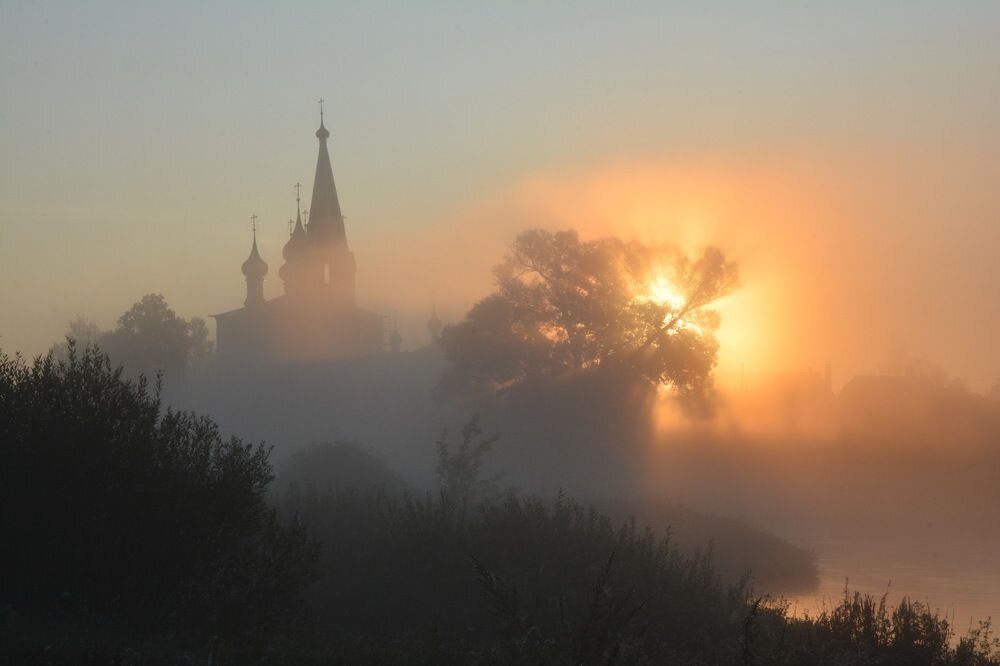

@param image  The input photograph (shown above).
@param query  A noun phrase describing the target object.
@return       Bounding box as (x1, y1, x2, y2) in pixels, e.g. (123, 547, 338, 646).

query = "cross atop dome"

(316, 99, 329, 139)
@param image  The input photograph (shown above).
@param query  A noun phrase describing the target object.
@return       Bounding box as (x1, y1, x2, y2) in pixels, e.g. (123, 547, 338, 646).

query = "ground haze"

(2, 3, 999, 664)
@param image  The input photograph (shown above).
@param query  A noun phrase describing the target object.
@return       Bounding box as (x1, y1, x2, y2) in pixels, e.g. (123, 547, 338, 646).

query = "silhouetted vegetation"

(745, 589, 1000, 665)
(0, 345, 316, 659)
(270, 425, 1000, 665)
(433, 230, 741, 502)
(49, 294, 213, 381)
(2, 346, 998, 664)
(277, 463, 746, 663)
(441, 229, 738, 412)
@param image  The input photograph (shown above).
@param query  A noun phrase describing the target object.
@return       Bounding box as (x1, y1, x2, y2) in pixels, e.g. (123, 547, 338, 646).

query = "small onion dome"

(316, 120, 330, 140)
(282, 217, 308, 261)
(242, 238, 269, 278)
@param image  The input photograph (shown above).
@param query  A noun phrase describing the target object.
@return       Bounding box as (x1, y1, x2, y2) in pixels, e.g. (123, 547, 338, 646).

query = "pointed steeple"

(308, 99, 347, 246)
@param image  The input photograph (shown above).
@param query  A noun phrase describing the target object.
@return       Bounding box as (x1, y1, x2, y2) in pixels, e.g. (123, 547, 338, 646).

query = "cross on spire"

(318, 98, 325, 124)
(295, 182, 302, 208)
(250, 213, 258, 237)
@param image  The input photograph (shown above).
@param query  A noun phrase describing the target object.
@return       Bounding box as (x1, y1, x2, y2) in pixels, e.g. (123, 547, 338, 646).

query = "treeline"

(49, 294, 212, 382)
(1, 347, 999, 664)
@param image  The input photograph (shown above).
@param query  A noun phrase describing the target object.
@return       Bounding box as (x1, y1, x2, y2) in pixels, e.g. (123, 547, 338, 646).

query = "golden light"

(643, 276, 686, 310)
(638, 274, 706, 337)
(406, 156, 817, 391)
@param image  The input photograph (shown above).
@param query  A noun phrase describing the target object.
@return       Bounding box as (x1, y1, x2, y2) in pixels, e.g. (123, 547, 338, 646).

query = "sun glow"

(643, 276, 687, 310)
(638, 275, 708, 337)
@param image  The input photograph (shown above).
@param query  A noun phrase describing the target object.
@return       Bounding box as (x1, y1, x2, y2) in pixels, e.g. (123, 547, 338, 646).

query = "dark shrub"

(0, 345, 317, 644)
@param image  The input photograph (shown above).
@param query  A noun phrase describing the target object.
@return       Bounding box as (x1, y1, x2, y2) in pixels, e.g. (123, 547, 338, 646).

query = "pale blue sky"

(1, 2, 998, 384)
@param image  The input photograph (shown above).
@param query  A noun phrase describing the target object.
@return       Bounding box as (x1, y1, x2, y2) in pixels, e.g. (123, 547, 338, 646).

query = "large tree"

(441, 229, 738, 405)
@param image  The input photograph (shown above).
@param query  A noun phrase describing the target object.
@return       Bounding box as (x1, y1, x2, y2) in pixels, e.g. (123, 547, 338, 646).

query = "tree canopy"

(50, 293, 213, 380)
(440, 229, 738, 403)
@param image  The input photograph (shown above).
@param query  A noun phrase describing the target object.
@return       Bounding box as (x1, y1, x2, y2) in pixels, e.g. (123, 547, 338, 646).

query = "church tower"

(308, 104, 357, 307)
(214, 106, 385, 368)
(280, 101, 357, 308)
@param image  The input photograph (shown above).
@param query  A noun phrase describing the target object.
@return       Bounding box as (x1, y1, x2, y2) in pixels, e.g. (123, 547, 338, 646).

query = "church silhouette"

(213, 109, 385, 367)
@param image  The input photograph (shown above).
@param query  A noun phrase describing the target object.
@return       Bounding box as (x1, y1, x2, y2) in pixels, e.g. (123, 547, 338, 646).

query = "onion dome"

(282, 209, 308, 261)
(317, 100, 331, 139)
(242, 235, 269, 278)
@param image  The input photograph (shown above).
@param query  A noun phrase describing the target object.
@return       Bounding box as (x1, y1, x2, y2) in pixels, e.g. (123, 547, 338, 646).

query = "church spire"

(308, 99, 346, 246)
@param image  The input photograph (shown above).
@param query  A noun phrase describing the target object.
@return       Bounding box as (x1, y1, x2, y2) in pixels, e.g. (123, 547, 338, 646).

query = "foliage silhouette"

(2, 386, 998, 663)
(48, 294, 213, 381)
(47, 316, 103, 360)
(440, 229, 738, 408)
(0, 343, 317, 648)
(435, 413, 503, 506)
(275, 475, 1000, 664)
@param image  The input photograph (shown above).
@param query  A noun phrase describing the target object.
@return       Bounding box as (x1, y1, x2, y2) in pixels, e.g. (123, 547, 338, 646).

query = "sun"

(642, 276, 686, 310)
(638, 275, 709, 337)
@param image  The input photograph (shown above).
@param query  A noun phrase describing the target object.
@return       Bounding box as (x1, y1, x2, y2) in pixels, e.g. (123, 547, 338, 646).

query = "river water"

(782, 526, 1000, 634)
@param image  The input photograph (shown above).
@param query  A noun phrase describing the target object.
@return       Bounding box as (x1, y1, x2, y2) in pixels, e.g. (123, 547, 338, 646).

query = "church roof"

(213, 294, 285, 320)
(212, 294, 382, 323)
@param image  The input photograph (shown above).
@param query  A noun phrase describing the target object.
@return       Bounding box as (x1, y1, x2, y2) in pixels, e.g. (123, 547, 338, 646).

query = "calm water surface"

(783, 527, 1000, 634)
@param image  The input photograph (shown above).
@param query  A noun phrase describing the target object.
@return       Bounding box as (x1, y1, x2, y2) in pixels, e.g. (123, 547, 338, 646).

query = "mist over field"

(2, 2, 999, 664)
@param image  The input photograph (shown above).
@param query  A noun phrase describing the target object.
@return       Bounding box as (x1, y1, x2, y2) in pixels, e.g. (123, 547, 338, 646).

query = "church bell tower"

(279, 100, 357, 308)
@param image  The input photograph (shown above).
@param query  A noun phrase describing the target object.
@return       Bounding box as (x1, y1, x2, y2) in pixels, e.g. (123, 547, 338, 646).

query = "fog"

(358, 142, 1000, 391)
(11, 143, 998, 388)
(3, 3, 1000, 661)
(7, 81, 1000, 652)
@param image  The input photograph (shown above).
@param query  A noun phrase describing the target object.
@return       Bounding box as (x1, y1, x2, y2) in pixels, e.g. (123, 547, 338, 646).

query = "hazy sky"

(2, 2, 998, 387)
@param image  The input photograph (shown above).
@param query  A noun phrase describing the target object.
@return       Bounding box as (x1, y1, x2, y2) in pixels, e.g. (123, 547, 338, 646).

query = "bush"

(0, 344, 317, 646)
